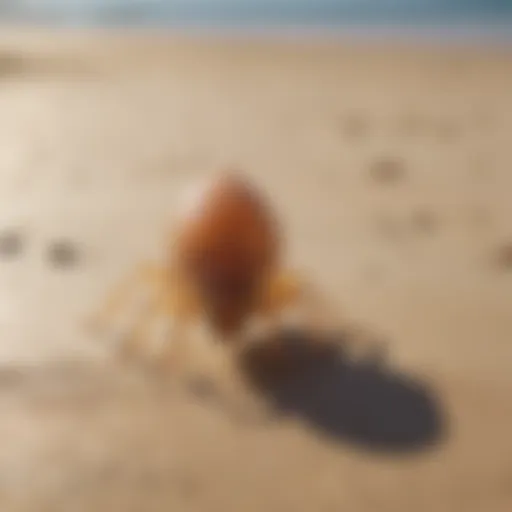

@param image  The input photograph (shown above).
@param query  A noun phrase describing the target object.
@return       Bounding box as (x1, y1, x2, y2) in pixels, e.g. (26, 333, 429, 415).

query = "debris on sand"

(47, 239, 80, 268)
(369, 157, 406, 185)
(342, 112, 368, 139)
(492, 243, 512, 271)
(0, 230, 24, 259)
(411, 208, 438, 235)
(435, 119, 460, 142)
(398, 113, 425, 136)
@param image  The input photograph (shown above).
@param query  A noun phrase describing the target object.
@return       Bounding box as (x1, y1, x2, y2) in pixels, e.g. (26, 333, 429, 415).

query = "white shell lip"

(174, 171, 254, 223)
(175, 175, 214, 222)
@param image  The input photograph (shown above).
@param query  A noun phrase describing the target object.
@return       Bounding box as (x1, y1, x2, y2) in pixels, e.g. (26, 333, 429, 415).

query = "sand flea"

(87, 171, 340, 406)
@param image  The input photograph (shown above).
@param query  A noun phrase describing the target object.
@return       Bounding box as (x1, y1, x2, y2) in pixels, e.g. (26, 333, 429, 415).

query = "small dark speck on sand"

(492, 243, 512, 271)
(47, 240, 80, 268)
(187, 376, 216, 400)
(342, 112, 368, 139)
(369, 157, 406, 185)
(436, 119, 460, 142)
(175, 473, 201, 500)
(411, 209, 438, 235)
(399, 113, 424, 136)
(0, 230, 24, 259)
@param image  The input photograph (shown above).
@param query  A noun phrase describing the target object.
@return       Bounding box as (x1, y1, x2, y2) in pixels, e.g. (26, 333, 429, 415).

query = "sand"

(0, 27, 511, 511)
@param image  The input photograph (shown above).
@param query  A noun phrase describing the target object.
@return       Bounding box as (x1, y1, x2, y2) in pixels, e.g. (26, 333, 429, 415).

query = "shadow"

(239, 329, 447, 454)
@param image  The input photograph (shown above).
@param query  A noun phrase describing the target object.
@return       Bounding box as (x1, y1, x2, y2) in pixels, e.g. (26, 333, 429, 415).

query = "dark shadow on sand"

(239, 330, 447, 454)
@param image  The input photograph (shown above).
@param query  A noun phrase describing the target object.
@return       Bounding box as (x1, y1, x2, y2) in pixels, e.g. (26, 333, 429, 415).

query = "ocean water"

(2, 0, 512, 43)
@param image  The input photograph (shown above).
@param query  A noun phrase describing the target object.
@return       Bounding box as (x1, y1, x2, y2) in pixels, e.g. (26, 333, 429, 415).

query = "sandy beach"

(0, 27, 511, 511)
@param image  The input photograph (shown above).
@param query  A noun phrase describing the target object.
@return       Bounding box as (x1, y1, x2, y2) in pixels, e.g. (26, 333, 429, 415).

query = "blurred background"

(2, 0, 512, 39)
(0, 1, 511, 512)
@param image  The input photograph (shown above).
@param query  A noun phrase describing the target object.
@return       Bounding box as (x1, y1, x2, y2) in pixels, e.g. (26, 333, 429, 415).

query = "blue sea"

(2, 1, 512, 44)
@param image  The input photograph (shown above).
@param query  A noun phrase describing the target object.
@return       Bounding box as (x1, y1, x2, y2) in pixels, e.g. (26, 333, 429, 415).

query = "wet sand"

(0, 28, 511, 511)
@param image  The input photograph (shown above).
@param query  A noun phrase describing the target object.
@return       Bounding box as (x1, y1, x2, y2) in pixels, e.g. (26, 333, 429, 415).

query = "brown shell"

(172, 172, 281, 282)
